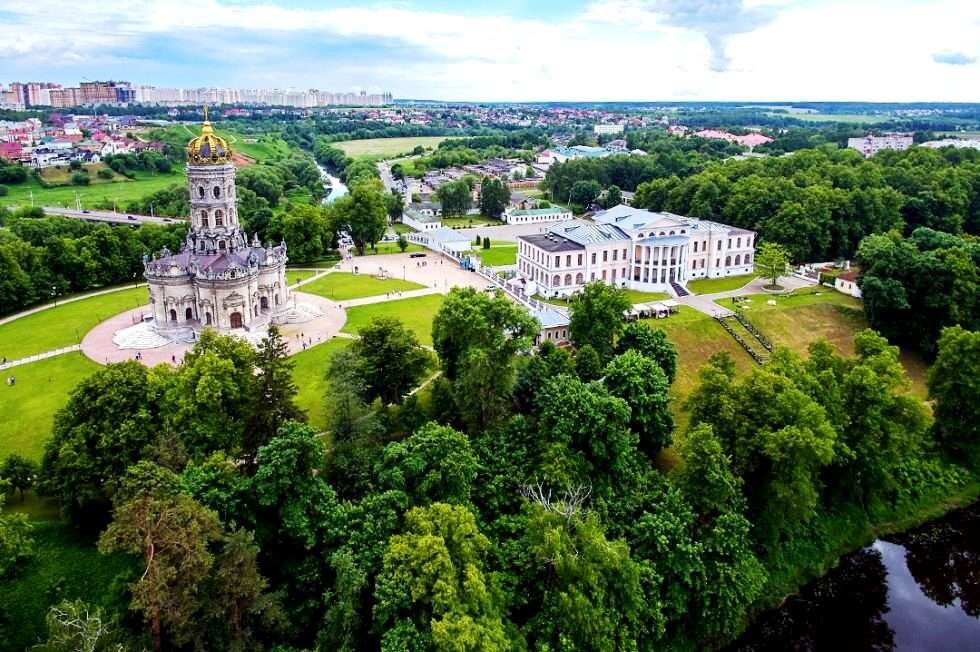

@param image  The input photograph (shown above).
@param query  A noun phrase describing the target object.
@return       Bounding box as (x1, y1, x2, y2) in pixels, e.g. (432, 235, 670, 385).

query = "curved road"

(42, 206, 183, 227)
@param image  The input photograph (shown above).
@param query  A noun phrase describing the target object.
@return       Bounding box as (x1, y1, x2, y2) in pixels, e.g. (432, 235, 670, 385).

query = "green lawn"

(0, 286, 147, 361)
(391, 223, 415, 234)
(478, 245, 518, 266)
(0, 169, 186, 211)
(332, 136, 450, 158)
(0, 353, 101, 462)
(286, 270, 322, 286)
(301, 272, 425, 301)
(687, 273, 757, 295)
(441, 216, 504, 228)
(291, 338, 352, 430)
(342, 294, 445, 346)
(624, 289, 670, 304)
(0, 521, 134, 652)
(357, 241, 425, 256)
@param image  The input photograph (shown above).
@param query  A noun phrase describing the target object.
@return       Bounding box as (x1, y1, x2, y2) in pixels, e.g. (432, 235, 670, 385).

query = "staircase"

(714, 315, 767, 365)
(732, 312, 772, 352)
(670, 281, 690, 297)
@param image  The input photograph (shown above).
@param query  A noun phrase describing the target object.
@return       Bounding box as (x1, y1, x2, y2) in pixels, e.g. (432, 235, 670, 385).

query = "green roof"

(510, 207, 568, 216)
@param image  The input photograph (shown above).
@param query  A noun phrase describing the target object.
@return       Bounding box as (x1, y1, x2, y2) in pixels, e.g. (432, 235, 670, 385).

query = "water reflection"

(731, 503, 980, 651)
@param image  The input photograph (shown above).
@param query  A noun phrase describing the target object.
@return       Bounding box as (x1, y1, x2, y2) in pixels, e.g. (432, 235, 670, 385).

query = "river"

(317, 163, 348, 204)
(731, 502, 980, 651)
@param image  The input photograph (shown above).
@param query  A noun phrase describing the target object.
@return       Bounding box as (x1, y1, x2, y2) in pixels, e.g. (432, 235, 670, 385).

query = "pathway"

(676, 274, 816, 316)
(0, 283, 147, 327)
(0, 345, 81, 371)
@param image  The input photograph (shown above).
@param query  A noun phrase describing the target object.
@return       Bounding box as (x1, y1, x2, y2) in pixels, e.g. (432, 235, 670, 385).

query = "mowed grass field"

(359, 241, 425, 256)
(342, 294, 444, 346)
(478, 244, 519, 267)
(0, 352, 101, 461)
(302, 272, 425, 301)
(687, 273, 757, 295)
(0, 286, 147, 361)
(0, 169, 186, 211)
(624, 289, 670, 304)
(291, 338, 352, 430)
(332, 136, 450, 158)
(0, 521, 134, 652)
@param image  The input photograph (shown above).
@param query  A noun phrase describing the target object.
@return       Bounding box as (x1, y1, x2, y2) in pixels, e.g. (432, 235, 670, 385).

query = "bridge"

(41, 207, 185, 227)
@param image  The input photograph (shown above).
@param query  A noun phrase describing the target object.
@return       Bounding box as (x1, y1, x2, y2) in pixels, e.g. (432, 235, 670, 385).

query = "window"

(734, 254, 741, 265)
(728, 238, 732, 248)
(622, 248, 627, 259)
(590, 272, 596, 280)
(198, 186, 205, 199)
(744, 254, 751, 265)
(693, 241, 698, 253)
(725, 255, 731, 266)
(564, 273, 572, 285)
(603, 251, 608, 262)
(215, 210, 224, 227)
(612, 250, 618, 261)
(552, 274, 560, 286)
(566, 254, 571, 267)
(577, 254, 583, 265)
(554, 255, 560, 268)
(591, 252, 597, 264)
(213, 186, 221, 198)
(737, 237, 742, 248)
(200, 210, 209, 226)
(717, 241, 722, 251)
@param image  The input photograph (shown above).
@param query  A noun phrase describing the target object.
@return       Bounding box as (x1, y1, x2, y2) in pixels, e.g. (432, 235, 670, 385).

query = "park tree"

(574, 343, 603, 382)
(325, 347, 381, 442)
(40, 361, 164, 528)
(334, 181, 387, 254)
(396, 234, 408, 252)
(0, 453, 38, 500)
(928, 326, 980, 458)
(385, 190, 404, 222)
(754, 241, 790, 289)
(603, 350, 674, 456)
(478, 177, 510, 219)
(243, 325, 303, 469)
(374, 503, 512, 651)
(271, 204, 331, 262)
(603, 184, 623, 208)
(377, 422, 477, 507)
(349, 316, 430, 405)
(432, 287, 539, 380)
(436, 180, 473, 217)
(569, 179, 602, 208)
(0, 478, 32, 577)
(98, 462, 222, 652)
(569, 281, 632, 362)
(514, 340, 575, 412)
(32, 599, 125, 652)
(616, 321, 678, 383)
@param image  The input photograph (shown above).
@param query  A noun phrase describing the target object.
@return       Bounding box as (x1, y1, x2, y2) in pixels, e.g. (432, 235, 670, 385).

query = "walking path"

(0, 345, 81, 371)
(676, 274, 816, 316)
(0, 283, 146, 328)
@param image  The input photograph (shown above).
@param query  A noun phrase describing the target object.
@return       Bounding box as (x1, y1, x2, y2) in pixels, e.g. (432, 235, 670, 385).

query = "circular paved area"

(81, 291, 346, 367)
(335, 250, 488, 292)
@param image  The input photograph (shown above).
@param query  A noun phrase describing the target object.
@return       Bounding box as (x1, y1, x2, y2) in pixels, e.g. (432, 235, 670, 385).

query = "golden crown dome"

(186, 106, 231, 165)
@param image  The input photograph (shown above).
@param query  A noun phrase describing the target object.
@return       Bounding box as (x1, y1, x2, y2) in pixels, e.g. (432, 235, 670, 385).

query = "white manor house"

(142, 114, 290, 332)
(517, 205, 755, 297)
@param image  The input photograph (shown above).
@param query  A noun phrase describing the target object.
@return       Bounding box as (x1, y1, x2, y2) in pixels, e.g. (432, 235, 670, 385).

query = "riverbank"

(737, 475, 980, 645)
(317, 163, 348, 204)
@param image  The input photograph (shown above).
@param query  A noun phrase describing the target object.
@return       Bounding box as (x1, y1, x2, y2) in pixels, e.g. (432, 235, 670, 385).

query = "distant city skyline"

(2, 0, 979, 102)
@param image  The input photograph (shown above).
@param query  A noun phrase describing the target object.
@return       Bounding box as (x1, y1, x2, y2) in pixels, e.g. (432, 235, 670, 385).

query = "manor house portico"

(517, 205, 755, 297)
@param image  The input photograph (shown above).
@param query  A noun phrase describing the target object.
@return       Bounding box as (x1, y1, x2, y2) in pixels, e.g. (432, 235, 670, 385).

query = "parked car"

(127, 215, 137, 221)
(409, 252, 427, 258)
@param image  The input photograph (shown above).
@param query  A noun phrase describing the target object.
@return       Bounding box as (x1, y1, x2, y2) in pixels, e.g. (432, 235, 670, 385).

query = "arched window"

(575, 272, 584, 284)
(218, 241, 226, 251)
(185, 307, 193, 320)
(200, 210, 209, 227)
(564, 274, 572, 286)
(213, 185, 221, 198)
(734, 254, 741, 265)
(198, 186, 205, 199)
(205, 312, 212, 325)
(169, 309, 177, 322)
(744, 254, 751, 265)
(725, 255, 731, 266)
(215, 210, 224, 226)
(552, 274, 560, 286)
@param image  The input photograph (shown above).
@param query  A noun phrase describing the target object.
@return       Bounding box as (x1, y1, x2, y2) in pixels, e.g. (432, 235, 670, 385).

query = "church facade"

(144, 115, 289, 332)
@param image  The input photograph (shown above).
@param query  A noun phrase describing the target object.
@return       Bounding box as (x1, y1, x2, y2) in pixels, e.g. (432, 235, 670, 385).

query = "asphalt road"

(42, 207, 184, 226)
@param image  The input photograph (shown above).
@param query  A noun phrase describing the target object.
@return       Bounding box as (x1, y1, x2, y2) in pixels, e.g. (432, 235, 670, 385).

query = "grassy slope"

(332, 136, 449, 158)
(0, 169, 186, 211)
(301, 272, 425, 301)
(342, 294, 445, 347)
(291, 338, 352, 430)
(0, 352, 100, 461)
(0, 521, 134, 652)
(0, 286, 147, 360)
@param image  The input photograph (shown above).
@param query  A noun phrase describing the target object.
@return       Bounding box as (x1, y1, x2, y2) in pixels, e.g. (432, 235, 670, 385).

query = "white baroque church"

(143, 114, 289, 332)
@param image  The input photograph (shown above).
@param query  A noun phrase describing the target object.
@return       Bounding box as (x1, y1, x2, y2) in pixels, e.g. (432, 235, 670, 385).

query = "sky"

(2, 0, 979, 102)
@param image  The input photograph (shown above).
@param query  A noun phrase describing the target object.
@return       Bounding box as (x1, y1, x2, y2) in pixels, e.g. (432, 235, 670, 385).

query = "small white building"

(834, 271, 862, 298)
(847, 133, 913, 158)
(594, 123, 624, 135)
(503, 206, 572, 224)
(427, 227, 472, 254)
(402, 208, 442, 232)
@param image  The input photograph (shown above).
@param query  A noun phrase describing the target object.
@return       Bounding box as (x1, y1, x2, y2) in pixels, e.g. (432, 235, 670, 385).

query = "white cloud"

(1, 0, 979, 101)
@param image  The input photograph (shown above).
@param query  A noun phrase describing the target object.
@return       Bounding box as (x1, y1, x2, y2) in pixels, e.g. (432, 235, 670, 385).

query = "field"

(477, 244, 518, 267)
(286, 270, 321, 286)
(766, 111, 891, 124)
(301, 272, 425, 301)
(0, 286, 147, 361)
(687, 273, 757, 295)
(0, 521, 134, 652)
(342, 294, 445, 346)
(0, 169, 186, 211)
(0, 352, 101, 461)
(37, 162, 115, 185)
(441, 216, 504, 228)
(332, 136, 450, 158)
(291, 338, 352, 430)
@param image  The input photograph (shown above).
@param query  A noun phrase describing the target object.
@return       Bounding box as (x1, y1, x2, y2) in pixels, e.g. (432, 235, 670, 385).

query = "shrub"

(70, 172, 90, 186)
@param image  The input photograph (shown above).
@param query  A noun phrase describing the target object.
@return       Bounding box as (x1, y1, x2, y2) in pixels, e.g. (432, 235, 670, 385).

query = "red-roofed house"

(0, 142, 23, 161)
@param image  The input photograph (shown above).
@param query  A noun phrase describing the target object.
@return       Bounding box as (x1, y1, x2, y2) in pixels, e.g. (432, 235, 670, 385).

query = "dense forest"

(0, 208, 183, 316)
(2, 283, 977, 650)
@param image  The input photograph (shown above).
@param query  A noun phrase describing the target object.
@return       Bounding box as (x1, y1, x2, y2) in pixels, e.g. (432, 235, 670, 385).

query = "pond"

(731, 503, 980, 651)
